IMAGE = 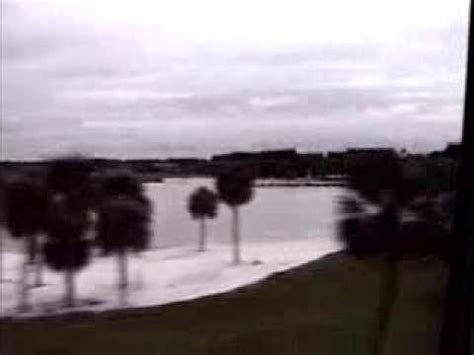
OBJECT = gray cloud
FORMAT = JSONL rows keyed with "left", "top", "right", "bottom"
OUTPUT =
{"left": 0, "top": 0, "right": 469, "bottom": 160}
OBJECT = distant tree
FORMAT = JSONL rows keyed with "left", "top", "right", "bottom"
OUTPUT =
{"left": 43, "top": 156, "right": 94, "bottom": 307}
{"left": 4, "top": 175, "right": 49, "bottom": 311}
{"left": 188, "top": 187, "right": 218, "bottom": 251}
{"left": 95, "top": 172, "right": 151, "bottom": 303}
{"left": 216, "top": 169, "right": 254, "bottom": 264}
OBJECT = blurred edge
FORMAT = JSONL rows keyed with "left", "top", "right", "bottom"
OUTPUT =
{"left": 439, "top": 2, "right": 474, "bottom": 354}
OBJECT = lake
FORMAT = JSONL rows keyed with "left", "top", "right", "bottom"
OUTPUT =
{"left": 147, "top": 178, "right": 344, "bottom": 249}
{"left": 1, "top": 178, "right": 346, "bottom": 252}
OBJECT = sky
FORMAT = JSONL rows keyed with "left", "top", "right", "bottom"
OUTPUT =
{"left": 1, "top": 0, "right": 471, "bottom": 160}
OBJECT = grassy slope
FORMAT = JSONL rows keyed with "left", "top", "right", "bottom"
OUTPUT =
{"left": 0, "top": 252, "right": 447, "bottom": 355}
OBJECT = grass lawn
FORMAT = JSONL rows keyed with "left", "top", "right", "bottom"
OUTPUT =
{"left": 0, "top": 252, "right": 448, "bottom": 355}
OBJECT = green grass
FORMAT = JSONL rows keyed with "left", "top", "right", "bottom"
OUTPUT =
{"left": 0, "top": 252, "right": 447, "bottom": 355}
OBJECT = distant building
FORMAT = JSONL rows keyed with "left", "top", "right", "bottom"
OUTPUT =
{"left": 443, "top": 143, "right": 461, "bottom": 160}
{"left": 342, "top": 148, "right": 398, "bottom": 175}
{"left": 324, "top": 151, "right": 345, "bottom": 175}
{"left": 345, "top": 147, "right": 396, "bottom": 156}
{"left": 211, "top": 149, "right": 298, "bottom": 162}
{"left": 429, "top": 143, "right": 461, "bottom": 160}
{"left": 211, "top": 149, "right": 317, "bottom": 178}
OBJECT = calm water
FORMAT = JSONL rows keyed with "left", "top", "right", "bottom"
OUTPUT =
{"left": 147, "top": 178, "right": 344, "bottom": 248}
{"left": 1, "top": 178, "right": 345, "bottom": 251}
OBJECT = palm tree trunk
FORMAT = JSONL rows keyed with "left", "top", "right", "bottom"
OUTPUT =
{"left": 118, "top": 250, "right": 129, "bottom": 306}
{"left": 118, "top": 250, "right": 129, "bottom": 289}
{"left": 17, "top": 240, "right": 30, "bottom": 312}
{"left": 198, "top": 218, "right": 207, "bottom": 252}
{"left": 372, "top": 204, "right": 401, "bottom": 355}
{"left": 372, "top": 253, "right": 400, "bottom": 355}
{"left": 64, "top": 270, "right": 75, "bottom": 307}
{"left": 34, "top": 252, "right": 44, "bottom": 287}
{"left": 232, "top": 207, "right": 241, "bottom": 265}
{"left": 32, "top": 234, "right": 44, "bottom": 287}
{"left": 0, "top": 230, "right": 3, "bottom": 283}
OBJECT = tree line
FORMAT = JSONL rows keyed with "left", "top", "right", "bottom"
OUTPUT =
{"left": 0, "top": 149, "right": 458, "bottom": 354}
{"left": 0, "top": 157, "right": 254, "bottom": 312}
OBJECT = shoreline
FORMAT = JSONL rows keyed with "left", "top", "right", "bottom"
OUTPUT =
{"left": 1, "top": 252, "right": 446, "bottom": 355}
{"left": 0, "top": 251, "right": 345, "bottom": 324}
{"left": 0, "top": 239, "right": 341, "bottom": 319}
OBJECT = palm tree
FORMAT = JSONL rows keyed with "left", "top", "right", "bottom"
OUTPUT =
{"left": 188, "top": 187, "right": 218, "bottom": 251}
{"left": 46, "top": 157, "right": 93, "bottom": 198}
{"left": 216, "top": 169, "right": 254, "bottom": 265}
{"left": 46, "top": 156, "right": 97, "bottom": 215}
{"left": 44, "top": 197, "right": 91, "bottom": 307}
{"left": 96, "top": 197, "right": 151, "bottom": 303}
{"left": 338, "top": 152, "right": 453, "bottom": 355}
{"left": 100, "top": 170, "right": 145, "bottom": 199}
{"left": 95, "top": 171, "right": 151, "bottom": 303}
{"left": 4, "top": 175, "right": 49, "bottom": 311}
{"left": 43, "top": 156, "right": 94, "bottom": 307}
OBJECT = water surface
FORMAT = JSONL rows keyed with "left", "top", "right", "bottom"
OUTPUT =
{"left": 147, "top": 178, "right": 344, "bottom": 249}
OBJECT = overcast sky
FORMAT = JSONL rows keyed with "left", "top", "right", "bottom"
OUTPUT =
{"left": 1, "top": 0, "right": 470, "bottom": 160}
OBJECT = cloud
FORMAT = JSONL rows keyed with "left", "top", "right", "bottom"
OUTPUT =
{"left": 70, "top": 90, "right": 195, "bottom": 102}
{"left": 0, "top": 0, "right": 469, "bottom": 160}
{"left": 248, "top": 96, "right": 299, "bottom": 109}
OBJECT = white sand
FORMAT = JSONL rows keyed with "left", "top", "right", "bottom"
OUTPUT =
{"left": 0, "top": 239, "right": 340, "bottom": 318}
